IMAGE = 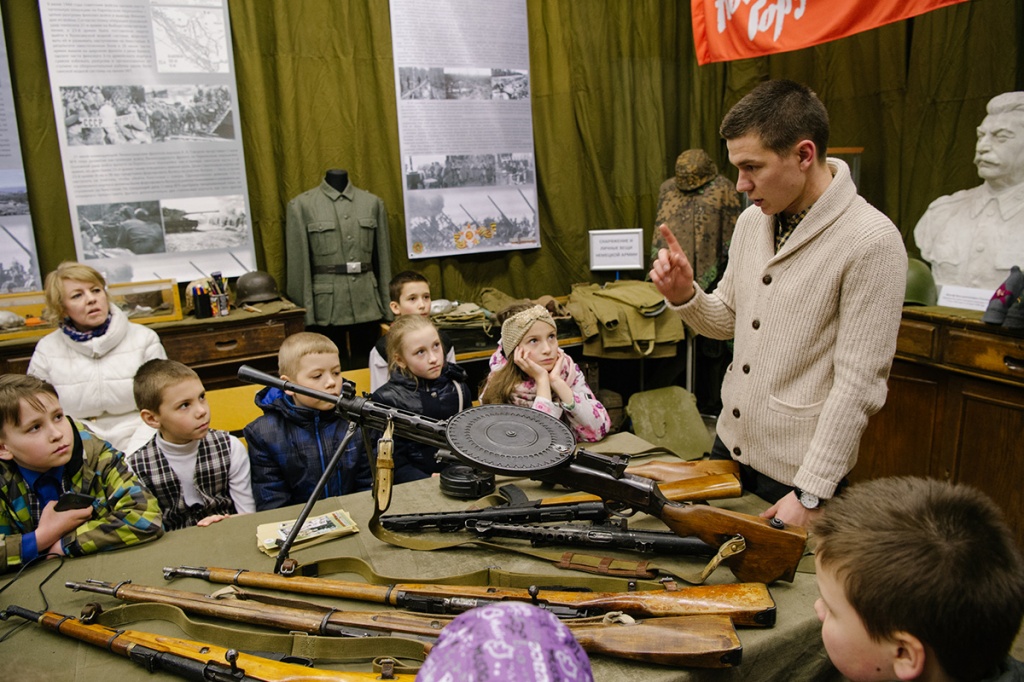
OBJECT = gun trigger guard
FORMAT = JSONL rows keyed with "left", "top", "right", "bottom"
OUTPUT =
{"left": 603, "top": 500, "right": 637, "bottom": 519}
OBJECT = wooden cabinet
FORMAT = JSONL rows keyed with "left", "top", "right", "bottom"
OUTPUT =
{"left": 0, "top": 300, "right": 306, "bottom": 390}
{"left": 856, "top": 306, "right": 1024, "bottom": 548}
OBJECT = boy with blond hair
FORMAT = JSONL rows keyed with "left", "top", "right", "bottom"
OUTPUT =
{"left": 0, "top": 374, "right": 162, "bottom": 570}
{"left": 812, "top": 476, "right": 1024, "bottom": 682}
{"left": 368, "top": 270, "right": 456, "bottom": 391}
{"left": 244, "top": 332, "right": 371, "bottom": 510}
{"left": 130, "top": 359, "right": 254, "bottom": 531}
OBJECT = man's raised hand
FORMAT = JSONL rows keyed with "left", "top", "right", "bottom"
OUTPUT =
{"left": 649, "top": 224, "right": 696, "bottom": 305}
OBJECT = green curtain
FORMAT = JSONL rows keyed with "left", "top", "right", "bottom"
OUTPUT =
{"left": 2, "top": 0, "right": 1021, "bottom": 301}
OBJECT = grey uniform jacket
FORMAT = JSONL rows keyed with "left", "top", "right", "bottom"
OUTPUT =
{"left": 285, "top": 180, "right": 392, "bottom": 326}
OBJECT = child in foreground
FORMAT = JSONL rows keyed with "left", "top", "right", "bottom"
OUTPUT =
{"left": 130, "top": 359, "right": 254, "bottom": 531}
{"left": 244, "top": 332, "right": 372, "bottom": 510}
{"left": 369, "top": 270, "right": 456, "bottom": 392}
{"left": 0, "top": 374, "right": 162, "bottom": 570}
{"left": 369, "top": 314, "right": 471, "bottom": 481}
{"left": 479, "top": 303, "right": 610, "bottom": 442}
{"left": 812, "top": 476, "right": 1024, "bottom": 682}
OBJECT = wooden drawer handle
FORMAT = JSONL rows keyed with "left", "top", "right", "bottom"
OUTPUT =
{"left": 1003, "top": 356, "right": 1024, "bottom": 372}
{"left": 215, "top": 340, "right": 239, "bottom": 352}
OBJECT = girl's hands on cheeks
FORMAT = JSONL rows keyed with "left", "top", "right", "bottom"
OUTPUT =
{"left": 513, "top": 345, "right": 547, "bottom": 382}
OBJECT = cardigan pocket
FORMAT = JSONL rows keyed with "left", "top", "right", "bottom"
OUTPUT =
{"left": 767, "top": 394, "right": 825, "bottom": 419}
{"left": 307, "top": 221, "right": 340, "bottom": 256}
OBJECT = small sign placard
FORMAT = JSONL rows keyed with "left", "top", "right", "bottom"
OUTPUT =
{"left": 589, "top": 229, "right": 644, "bottom": 271}
{"left": 936, "top": 285, "right": 990, "bottom": 312}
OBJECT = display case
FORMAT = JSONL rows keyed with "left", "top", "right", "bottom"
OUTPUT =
{"left": 0, "top": 279, "right": 181, "bottom": 342}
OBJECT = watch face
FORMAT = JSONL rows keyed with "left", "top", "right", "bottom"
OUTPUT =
{"left": 799, "top": 491, "right": 820, "bottom": 509}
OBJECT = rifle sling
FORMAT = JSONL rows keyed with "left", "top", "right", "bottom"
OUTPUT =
{"left": 92, "top": 601, "right": 428, "bottom": 674}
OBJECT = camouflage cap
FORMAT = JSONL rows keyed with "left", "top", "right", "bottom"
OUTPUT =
{"left": 675, "top": 149, "right": 717, "bottom": 192}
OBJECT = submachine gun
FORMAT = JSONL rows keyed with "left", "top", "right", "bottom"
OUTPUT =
{"left": 236, "top": 366, "right": 806, "bottom": 584}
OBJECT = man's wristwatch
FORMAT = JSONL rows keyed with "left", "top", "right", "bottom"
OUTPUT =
{"left": 793, "top": 487, "right": 820, "bottom": 509}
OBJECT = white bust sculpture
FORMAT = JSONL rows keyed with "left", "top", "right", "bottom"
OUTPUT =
{"left": 914, "top": 91, "right": 1024, "bottom": 291}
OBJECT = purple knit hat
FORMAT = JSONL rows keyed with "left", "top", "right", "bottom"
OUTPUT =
{"left": 415, "top": 602, "right": 594, "bottom": 682}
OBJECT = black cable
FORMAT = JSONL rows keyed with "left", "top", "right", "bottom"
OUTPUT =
{"left": 0, "top": 553, "right": 65, "bottom": 643}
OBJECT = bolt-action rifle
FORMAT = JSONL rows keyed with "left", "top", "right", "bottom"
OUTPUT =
{"left": 0, "top": 605, "right": 412, "bottom": 680}
{"left": 163, "top": 564, "right": 776, "bottom": 627}
{"left": 66, "top": 579, "right": 743, "bottom": 668}
{"left": 237, "top": 365, "right": 806, "bottom": 584}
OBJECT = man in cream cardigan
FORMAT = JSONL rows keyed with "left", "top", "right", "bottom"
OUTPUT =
{"left": 651, "top": 80, "right": 906, "bottom": 528}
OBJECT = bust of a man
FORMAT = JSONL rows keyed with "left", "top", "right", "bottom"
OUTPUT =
{"left": 914, "top": 91, "right": 1024, "bottom": 291}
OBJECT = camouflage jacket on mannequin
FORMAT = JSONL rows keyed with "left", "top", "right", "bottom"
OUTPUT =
{"left": 652, "top": 149, "right": 742, "bottom": 290}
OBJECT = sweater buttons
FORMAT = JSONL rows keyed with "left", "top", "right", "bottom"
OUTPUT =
{"left": 732, "top": 408, "right": 740, "bottom": 418}
{"left": 733, "top": 447, "right": 742, "bottom": 457}
{"left": 762, "top": 274, "right": 772, "bottom": 285}
{"left": 752, "top": 319, "right": 761, "bottom": 330}
{"left": 742, "top": 364, "right": 750, "bottom": 374}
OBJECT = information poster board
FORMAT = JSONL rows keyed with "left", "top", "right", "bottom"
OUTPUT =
{"left": 38, "top": 0, "right": 256, "bottom": 283}
{"left": 390, "top": 0, "right": 540, "bottom": 259}
{"left": 0, "top": 6, "right": 41, "bottom": 293}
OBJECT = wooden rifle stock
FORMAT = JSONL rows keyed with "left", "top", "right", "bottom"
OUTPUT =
{"left": 656, "top": 503, "right": 806, "bottom": 584}
{"left": 67, "top": 580, "right": 742, "bottom": 668}
{"left": 540, "top": 472, "right": 742, "bottom": 505}
{"left": 163, "top": 565, "right": 776, "bottom": 627}
{"left": 1, "top": 605, "right": 412, "bottom": 681}
{"left": 626, "top": 459, "right": 740, "bottom": 482}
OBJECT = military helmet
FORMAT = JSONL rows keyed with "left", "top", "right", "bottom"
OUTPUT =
{"left": 905, "top": 258, "right": 937, "bottom": 306}
{"left": 235, "top": 270, "right": 280, "bottom": 305}
{"left": 675, "top": 149, "right": 717, "bottom": 192}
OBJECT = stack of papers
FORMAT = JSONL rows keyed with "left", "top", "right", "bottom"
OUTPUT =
{"left": 256, "top": 508, "right": 359, "bottom": 557}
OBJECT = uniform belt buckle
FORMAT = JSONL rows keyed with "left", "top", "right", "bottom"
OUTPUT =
{"left": 346, "top": 262, "right": 361, "bottom": 274}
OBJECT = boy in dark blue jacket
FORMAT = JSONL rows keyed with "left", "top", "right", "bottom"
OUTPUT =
{"left": 243, "top": 333, "right": 371, "bottom": 511}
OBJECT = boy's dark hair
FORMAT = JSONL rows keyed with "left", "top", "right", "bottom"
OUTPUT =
{"left": 0, "top": 374, "right": 59, "bottom": 431}
{"left": 812, "top": 476, "right": 1024, "bottom": 681}
{"left": 720, "top": 79, "right": 830, "bottom": 161}
{"left": 134, "top": 359, "right": 200, "bottom": 413}
{"left": 388, "top": 270, "right": 429, "bottom": 303}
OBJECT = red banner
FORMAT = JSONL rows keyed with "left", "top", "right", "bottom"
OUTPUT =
{"left": 692, "top": 0, "right": 970, "bottom": 65}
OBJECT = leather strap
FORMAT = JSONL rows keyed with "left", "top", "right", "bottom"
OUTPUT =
{"left": 374, "top": 420, "right": 395, "bottom": 513}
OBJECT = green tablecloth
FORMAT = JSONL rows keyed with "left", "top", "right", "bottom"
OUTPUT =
{"left": 0, "top": 476, "right": 840, "bottom": 681}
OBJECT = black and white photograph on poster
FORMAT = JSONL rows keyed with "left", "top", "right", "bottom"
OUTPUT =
{"left": 145, "top": 85, "right": 234, "bottom": 141}
{"left": 78, "top": 200, "right": 166, "bottom": 259}
{"left": 161, "top": 194, "right": 249, "bottom": 253}
{"left": 60, "top": 85, "right": 234, "bottom": 146}
{"left": 404, "top": 154, "right": 497, "bottom": 190}
{"left": 399, "top": 67, "right": 445, "bottom": 100}
{"left": 496, "top": 153, "right": 534, "bottom": 185}
{"left": 0, "top": 215, "right": 42, "bottom": 294}
{"left": 61, "top": 86, "right": 151, "bottom": 146}
{"left": 0, "top": 171, "right": 29, "bottom": 216}
{"left": 406, "top": 187, "right": 538, "bottom": 258}
{"left": 151, "top": 1, "right": 230, "bottom": 74}
{"left": 491, "top": 69, "right": 529, "bottom": 100}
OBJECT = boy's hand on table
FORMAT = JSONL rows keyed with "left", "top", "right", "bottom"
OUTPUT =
{"left": 196, "top": 514, "right": 231, "bottom": 527}
{"left": 37, "top": 500, "right": 94, "bottom": 552}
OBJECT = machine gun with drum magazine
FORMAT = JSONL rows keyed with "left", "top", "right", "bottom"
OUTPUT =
{"left": 236, "top": 365, "right": 807, "bottom": 584}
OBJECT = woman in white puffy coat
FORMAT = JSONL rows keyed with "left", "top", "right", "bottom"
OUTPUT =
{"left": 27, "top": 262, "right": 166, "bottom": 453}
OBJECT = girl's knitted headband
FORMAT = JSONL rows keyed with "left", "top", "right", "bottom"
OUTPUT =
{"left": 501, "top": 305, "right": 556, "bottom": 357}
